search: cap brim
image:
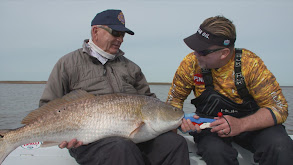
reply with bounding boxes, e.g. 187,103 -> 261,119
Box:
183,33 -> 213,51
108,25 -> 134,35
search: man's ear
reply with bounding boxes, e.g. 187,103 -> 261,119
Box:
91,26 -> 99,38
220,48 -> 231,60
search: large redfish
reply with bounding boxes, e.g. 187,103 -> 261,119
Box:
0,90 -> 183,164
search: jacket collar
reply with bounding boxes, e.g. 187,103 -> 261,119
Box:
82,39 -> 125,61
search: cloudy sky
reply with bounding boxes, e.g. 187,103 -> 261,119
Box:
1,0 -> 292,86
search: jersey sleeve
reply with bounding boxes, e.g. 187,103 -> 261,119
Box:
243,50 -> 288,124
166,53 -> 196,109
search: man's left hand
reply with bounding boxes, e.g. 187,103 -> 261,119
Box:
210,115 -> 244,137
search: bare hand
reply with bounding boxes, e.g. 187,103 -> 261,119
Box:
59,139 -> 83,149
181,114 -> 201,133
210,115 -> 243,137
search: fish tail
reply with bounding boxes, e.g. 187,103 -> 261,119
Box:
0,134 -> 8,165
0,130 -> 16,165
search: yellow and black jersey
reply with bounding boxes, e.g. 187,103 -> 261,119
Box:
167,49 -> 288,124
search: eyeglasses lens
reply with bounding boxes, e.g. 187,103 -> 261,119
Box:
197,48 -> 224,56
112,30 -> 125,37
97,26 -> 125,37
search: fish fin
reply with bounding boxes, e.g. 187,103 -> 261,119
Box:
22,90 -> 95,124
41,141 -> 60,148
61,90 -> 96,102
129,122 -> 145,138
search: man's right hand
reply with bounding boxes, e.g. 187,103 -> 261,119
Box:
59,139 -> 83,149
181,114 -> 202,133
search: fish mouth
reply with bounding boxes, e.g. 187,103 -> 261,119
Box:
178,114 -> 184,125
169,114 -> 184,128
150,114 -> 183,134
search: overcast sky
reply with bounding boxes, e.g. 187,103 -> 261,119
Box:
1,0 -> 292,86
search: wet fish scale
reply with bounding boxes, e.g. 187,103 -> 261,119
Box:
0,90 -> 183,164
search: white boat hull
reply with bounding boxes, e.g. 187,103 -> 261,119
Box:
3,135 -> 293,165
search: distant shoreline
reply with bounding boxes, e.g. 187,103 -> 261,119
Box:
0,81 -> 47,84
0,81 -> 172,85
1,81 -> 292,87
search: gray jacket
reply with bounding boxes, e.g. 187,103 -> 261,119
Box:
39,40 -> 155,106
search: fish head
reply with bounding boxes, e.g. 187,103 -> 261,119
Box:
140,101 -> 184,134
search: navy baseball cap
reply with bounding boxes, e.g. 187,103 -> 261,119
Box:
91,9 -> 134,35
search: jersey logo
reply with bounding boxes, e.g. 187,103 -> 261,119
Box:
194,74 -> 204,85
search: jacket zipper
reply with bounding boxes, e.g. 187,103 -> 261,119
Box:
110,66 -> 123,92
103,65 -> 115,93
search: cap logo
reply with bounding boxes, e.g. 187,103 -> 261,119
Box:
118,12 -> 125,25
223,40 -> 230,46
197,28 -> 210,39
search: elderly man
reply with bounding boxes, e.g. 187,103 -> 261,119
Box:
40,9 -> 190,165
167,15 -> 293,165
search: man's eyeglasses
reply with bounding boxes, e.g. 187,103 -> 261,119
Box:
196,48 -> 225,56
97,25 -> 125,37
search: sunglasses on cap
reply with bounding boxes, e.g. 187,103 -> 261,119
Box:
96,25 -> 125,37
196,48 -> 225,56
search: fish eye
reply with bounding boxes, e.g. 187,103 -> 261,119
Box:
173,108 -> 179,111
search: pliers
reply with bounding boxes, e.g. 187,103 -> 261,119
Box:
184,113 -> 216,129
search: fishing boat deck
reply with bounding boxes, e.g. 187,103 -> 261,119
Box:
3,135 -> 293,165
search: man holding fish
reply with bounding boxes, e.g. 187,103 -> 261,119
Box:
37,9 -> 190,165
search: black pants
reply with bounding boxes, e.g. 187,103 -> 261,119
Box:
191,124 -> 293,165
69,131 -> 190,165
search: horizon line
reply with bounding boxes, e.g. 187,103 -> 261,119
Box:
1,81 -> 293,87
0,81 -> 172,85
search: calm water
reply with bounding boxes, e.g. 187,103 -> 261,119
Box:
0,84 -> 292,134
